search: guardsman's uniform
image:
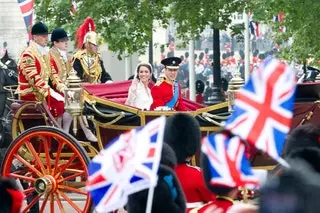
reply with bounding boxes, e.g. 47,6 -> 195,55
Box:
164,114 -> 214,212
18,23 -> 64,117
150,57 -> 186,111
189,196 -> 234,213
73,17 -> 112,84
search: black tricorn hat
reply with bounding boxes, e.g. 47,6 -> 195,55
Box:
51,28 -> 68,42
31,22 -> 49,35
161,57 -> 182,69
164,113 -> 201,163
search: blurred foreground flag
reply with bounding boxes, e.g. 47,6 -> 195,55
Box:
225,58 -> 296,161
202,133 -> 260,188
87,116 -> 166,212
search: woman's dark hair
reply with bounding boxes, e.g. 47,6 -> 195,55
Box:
135,63 -> 156,83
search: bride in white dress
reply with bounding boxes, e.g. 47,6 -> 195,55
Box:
125,62 -> 153,110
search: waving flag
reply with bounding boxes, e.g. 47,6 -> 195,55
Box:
225,58 -> 296,161
87,116 -> 166,213
71,0 -> 77,15
17,0 -> 34,40
202,133 -> 259,188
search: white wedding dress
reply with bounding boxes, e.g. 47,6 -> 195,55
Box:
126,80 -> 153,110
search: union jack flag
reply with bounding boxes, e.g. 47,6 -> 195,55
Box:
201,133 -> 259,188
17,0 -> 34,40
225,58 -> 296,161
87,116 -> 166,212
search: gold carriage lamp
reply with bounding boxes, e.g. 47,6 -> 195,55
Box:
227,70 -> 245,112
64,69 -> 84,135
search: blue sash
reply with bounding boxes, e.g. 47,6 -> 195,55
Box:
166,81 -> 179,109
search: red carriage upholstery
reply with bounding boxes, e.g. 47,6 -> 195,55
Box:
82,80 -> 205,111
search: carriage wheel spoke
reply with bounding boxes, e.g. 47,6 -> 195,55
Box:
25,141 -> 47,174
39,194 -> 49,213
23,187 -> 36,196
43,136 -> 52,174
58,171 -> 85,183
55,192 -> 66,213
55,153 -> 77,178
9,173 -> 35,182
53,142 -> 63,175
22,194 -> 41,213
57,190 -> 83,213
50,194 -> 55,213
58,184 -> 88,195
14,154 -> 42,177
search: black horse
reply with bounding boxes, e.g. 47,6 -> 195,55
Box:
0,52 -> 18,149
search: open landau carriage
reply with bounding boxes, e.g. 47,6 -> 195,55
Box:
0,75 -> 318,212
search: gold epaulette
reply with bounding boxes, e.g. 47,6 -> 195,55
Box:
155,77 -> 166,86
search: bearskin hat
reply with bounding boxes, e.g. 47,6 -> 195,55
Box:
283,124 -> 320,156
200,153 -> 235,195
0,178 -> 24,213
164,113 -> 201,163
127,144 -> 186,213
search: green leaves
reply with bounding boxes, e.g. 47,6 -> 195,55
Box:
35,0 -> 246,57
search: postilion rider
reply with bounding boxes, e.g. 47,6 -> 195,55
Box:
150,57 -> 186,111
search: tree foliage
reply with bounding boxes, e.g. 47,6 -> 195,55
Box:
247,0 -> 320,63
35,0 -> 246,57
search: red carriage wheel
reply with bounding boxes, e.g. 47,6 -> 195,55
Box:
1,126 -> 91,213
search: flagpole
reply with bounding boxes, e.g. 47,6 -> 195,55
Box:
244,12 -> 250,82
145,186 -> 155,213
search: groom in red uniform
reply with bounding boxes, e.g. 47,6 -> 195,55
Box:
150,57 -> 186,111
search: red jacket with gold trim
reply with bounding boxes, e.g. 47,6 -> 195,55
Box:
175,164 -> 214,212
150,79 -> 186,111
49,47 -> 69,93
18,41 -> 50,101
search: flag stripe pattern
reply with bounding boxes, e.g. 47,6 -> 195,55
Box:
87,116 -> 166,212
224,58 -> 296,161
17,0 -> 34,39
202,133 -> 259,188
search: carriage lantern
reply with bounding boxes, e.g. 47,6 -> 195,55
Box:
227,70 -> 245,112
64,69 -> 83,134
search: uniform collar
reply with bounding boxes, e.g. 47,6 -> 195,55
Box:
32,40 -> 49,55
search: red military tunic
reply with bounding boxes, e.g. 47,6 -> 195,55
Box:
18,40 -> 64,117
190,196 -> 234,213
150,79 -> 186,111
49,46 -> 70,93
175,164 -> 214,212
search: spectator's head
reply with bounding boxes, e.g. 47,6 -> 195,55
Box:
127,143 -> 186,213
180,55 -> 184,61
205,48 -> 209,54
184,52 -> 189,58
253,49 -> 259,57
196,80 -> 205,94
283,124 -> 320,156
199,52 -> 204,60
164,113 -> 201,163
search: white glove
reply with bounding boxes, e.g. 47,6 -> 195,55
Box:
154,106 -> 172,111
0,62 -> 7,69
50,88 -> 65,102
105,80 -> 113,84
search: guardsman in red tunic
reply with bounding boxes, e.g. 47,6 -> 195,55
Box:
150,57 -> 186,111
189,154 -> 238,213
164,113 -> 214,212
18,22 -> 64,118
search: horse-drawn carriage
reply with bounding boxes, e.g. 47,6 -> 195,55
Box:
0,64 -> 319,212
0,78 -> 233,212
